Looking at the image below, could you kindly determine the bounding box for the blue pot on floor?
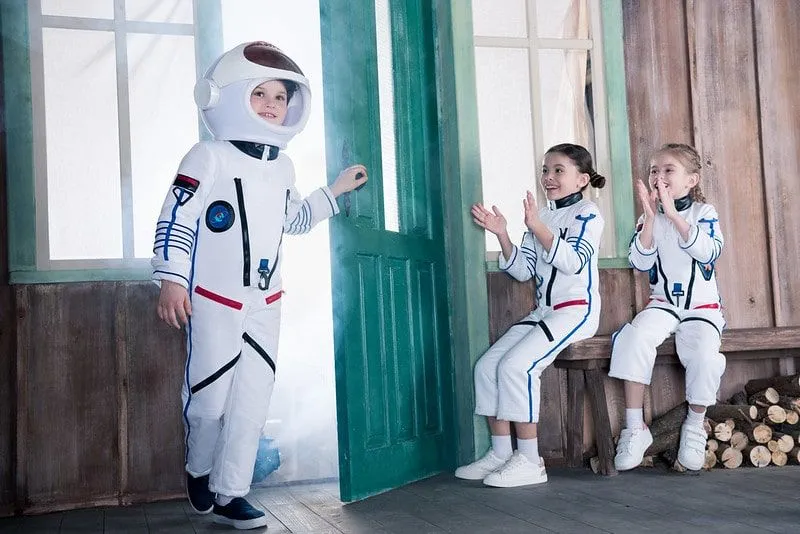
[252,437,281,484]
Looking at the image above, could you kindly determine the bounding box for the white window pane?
[375,0,399,232]
[538,49,593,154]
[126,0,193,23]
[536,0,590,39]
[472,0,527,38]
[41,0,113,19]
[42,28,122,260]
[129,34,198,258]
[474,47,535,251]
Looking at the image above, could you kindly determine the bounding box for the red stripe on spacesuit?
[265,291,283,305]
[553,299,588,310]
[692,303,720,310]
[194,285,243,310]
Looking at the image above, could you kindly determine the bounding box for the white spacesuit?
[474,193,604,423]
[608,197,726,406]
[151,42,337,497]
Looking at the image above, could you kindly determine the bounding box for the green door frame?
[432,1,490,465]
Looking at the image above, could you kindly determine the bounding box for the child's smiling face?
[250,80,289,125]
[648,152,699,199]
[540,152,589,201]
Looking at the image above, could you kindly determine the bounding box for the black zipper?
[234,178,250,286]
[264,189,290,290]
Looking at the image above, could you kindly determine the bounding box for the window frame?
[1,0,221,284]
[474,0,634,271]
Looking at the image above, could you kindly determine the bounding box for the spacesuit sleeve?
[543,204,604,275]
[678,203,724,264]
[283,162,339,235]
[151,143,217,289]
[628,214,658,271]
[498,232,537,282]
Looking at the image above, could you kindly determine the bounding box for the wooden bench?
[554,326,800,476]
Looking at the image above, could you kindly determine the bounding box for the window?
[29,0,198,271]
[2,0,221,282]
[472,0,628,263]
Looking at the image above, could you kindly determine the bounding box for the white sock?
[215,494,233,506]
[516,438,540,464]
[625,408,645,430]
[686,407,706,426]
[491,434,513,459]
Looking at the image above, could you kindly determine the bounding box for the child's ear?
[580,173,590,188]
[688,172,700,188]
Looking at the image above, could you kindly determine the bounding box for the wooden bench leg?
[566,369,585,467]
[585,368,618,476]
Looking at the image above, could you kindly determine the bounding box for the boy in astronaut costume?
[152,42,367,529]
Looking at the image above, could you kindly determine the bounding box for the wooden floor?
[1,465,799,533]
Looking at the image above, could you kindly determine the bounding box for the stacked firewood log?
[642,373,800,471]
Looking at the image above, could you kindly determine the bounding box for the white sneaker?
[614,426,653,471]
[482,451,547,488]
[678,422,706,470]
[455,449,509,480]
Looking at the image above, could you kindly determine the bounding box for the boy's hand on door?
[330,165,369,197]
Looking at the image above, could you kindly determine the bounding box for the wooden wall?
[9,283,187,514]
[487,0,800,461]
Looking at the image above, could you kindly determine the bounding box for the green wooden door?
[320,0,455,502]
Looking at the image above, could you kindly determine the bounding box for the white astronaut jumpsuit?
[608,197,726,406]
[151,42,336,497]
[474,193,604,423]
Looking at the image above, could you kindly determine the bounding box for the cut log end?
[730,431,749,451]
[716,444,743,469]
[771,450,788,467]
[746,445,772,467]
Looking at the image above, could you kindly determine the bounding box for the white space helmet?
[194,41,311,148]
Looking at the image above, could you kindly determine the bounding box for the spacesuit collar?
[547,192,583,210]
[230,140,279,161]
[658,194,693,213]
[673,195,693,211]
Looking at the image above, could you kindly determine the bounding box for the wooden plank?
[485,273,533,344]
[584,369,617,476]
[753,1,800,327]
[560,327,800,361]
[13,286,27,514]
[21,284,119,510]
[123,282,186,500]
[537,366,563,458]
[688,0,773,328]
[596,269,634,336]
[622,0,695,194]
[565,369,585,467]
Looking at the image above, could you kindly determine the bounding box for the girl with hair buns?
[457,143,606,487]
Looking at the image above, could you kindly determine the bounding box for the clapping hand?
[471,203,508,237]
[523,191,540,231]
[636,179,658,221]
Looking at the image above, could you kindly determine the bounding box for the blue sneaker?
[186,473,214,514]
[213,497,268,530]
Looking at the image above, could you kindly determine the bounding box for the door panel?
[321,0,453,501]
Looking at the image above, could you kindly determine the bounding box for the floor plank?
[1,466,800,532]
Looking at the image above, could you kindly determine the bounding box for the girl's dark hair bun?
[589,171,606,189]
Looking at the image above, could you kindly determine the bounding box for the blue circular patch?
[206,201,235,232]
